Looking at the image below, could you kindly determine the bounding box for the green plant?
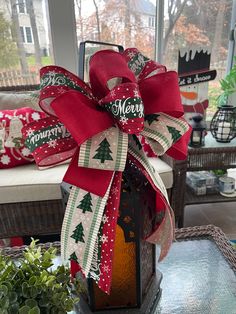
[0,239,80,314]
[218,57,236,106]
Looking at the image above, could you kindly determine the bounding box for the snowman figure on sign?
[178,48,217,122]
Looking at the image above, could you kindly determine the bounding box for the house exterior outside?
[78,0,155,49]
[0,0,48,55]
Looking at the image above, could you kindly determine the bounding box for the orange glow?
[93,224,137,309]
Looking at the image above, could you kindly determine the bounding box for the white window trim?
[17,0,27,14]
[20,26,33,44]
[47,0,78,74]
[226,0,236,73]
[154,0,164,63]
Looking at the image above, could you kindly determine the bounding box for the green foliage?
[26,56,53,67]
[0,239,81,313]
[0,13,18,69]
[208,84,222,110]
[218,57,236,106]
[211,169,227,176]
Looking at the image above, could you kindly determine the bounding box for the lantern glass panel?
[192,130,201,144]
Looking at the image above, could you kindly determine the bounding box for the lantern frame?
[189,114,206,148]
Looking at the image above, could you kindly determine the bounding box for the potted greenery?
[210,57,236,142]
[0,239,80,314]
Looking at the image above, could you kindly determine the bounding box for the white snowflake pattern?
[57,87,66,94]
[21,147,31,157]
[31,112,41,121]
[110,89,116,98]
[102,129,111,138]
[48,140,58,148]
[111,186,118,195]
[134,89,139,98]
[102,215,109,224]
[102,265,110,273]
[120,116,128,125]
[48,70,56,76]
[0,112,4,118]
[0,155,10,165]
[128,51,135,59]
[101,234,108,244]
[26,128,34,137]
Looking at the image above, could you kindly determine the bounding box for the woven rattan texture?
[188,146,236,171]
[0,199,64,238]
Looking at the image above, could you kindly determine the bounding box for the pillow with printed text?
[0,107,46,169]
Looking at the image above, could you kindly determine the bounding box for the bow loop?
[89,50,136,100]
[39,66,94,116]
[99,82,144,134]
[123,48,166,80]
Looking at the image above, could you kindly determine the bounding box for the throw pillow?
[0,107,47,169]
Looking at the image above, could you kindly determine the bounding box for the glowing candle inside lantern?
[217,121,230,140]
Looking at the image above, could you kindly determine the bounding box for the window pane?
[18,0,25,14]
[0,0,53,87]
[162,0,233,122]
[74,0,157,65]
[20,26,25,43]
[25,26,32,43]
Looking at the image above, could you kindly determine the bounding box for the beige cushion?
[148,157,173,189]
[0,163,68,204]
[0,157,173,204]
[0,92,40,111]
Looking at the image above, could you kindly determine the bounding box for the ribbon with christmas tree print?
[35,48,191,294]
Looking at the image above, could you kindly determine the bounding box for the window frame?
[47,0,236,76]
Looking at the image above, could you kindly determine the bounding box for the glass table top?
[189,132,236,150]
[156,239,236,314]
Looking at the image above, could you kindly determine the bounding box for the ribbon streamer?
[23,48,190,294]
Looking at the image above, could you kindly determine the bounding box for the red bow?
[35,48,190,294]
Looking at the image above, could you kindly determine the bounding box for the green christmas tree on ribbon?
[71,222,85,243]
[93,138,113,163]
[77,192,93,214]
[69,252,78,262]
[132,135,142,150]
[167,126,181,142]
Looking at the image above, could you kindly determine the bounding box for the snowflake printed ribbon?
[27,48,190,294]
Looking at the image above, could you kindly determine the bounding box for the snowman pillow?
[0,107,46,169]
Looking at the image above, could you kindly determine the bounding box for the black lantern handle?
[78,40,124,80]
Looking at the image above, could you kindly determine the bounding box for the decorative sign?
[178,49,217,120]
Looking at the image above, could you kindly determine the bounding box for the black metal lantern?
[210,106,236,143]
[61,160,162,313]
[189,114,206,147]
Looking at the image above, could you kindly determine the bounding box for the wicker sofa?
[0,86,185,239]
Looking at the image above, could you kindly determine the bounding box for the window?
[20,26,25,43]
[0,0,52,87]
[25,26,33,43]
[159,0,234,122]
[17,0,30,14]
[148,16,155,28]
[18,0,26,14]
[1,0,236,90]
[19,26,33,43]
[74,0,157,60]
